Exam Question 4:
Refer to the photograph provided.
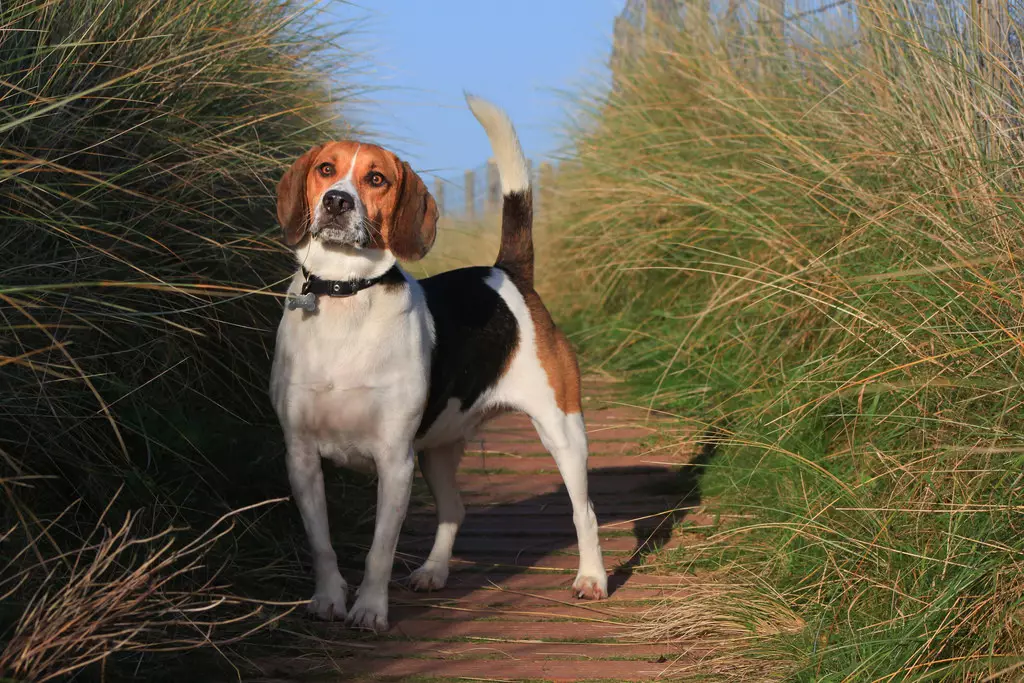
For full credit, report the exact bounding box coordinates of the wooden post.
[971,0,1010,156]
[690,0,712,47]
[723,0,743,63]
[486,158,500,214]
[433,177,445,216]
[539,161,554,216]
[464,169,475,218]
[972,0,1009,90]
[611,14,636,87]
[757,0,785,77]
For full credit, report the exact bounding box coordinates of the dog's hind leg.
[410,440,465,591]
[529,409,608,599]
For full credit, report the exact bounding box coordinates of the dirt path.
[257,378,707,682]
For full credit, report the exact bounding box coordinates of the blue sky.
[327,1,625,185]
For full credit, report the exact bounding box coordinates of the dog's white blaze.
[343,144,361,181]
[309,145,363,232]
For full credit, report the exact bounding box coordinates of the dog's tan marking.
[277,145,322,246]
[277,141,437,260]
[520,288,582,414]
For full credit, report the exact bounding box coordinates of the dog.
[269,96,607,632]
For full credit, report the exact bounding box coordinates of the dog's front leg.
[346,446,414,632]
[286,437,348,620]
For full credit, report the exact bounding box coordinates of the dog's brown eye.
[318,163,335,177]
[367,171,386,187]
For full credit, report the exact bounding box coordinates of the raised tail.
[465,94,534,287]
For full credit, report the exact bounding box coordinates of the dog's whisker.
[360,217,383,238]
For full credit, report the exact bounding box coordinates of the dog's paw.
[346,592,389,632]
[308,588,347,620]
[307,572,347,620]
[572,573,608,600]
[409,563,449,592]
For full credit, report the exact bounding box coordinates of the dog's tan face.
[276,142,438,261]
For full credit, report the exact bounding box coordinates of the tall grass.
[0,0,359,677]
[410,214,503,276]
[552,2,1024,679]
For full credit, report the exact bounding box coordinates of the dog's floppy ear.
[387,161,438,261]
[276,145,322,246]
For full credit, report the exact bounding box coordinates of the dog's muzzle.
[311,190,368,247]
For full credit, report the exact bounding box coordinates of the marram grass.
[551,1,1024,680]
[0,0,364,678]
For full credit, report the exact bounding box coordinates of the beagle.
[270,96,607,632]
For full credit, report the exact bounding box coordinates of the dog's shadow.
[329,435,717,631]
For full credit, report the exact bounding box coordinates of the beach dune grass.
[0,0,365,678]
[550,1,1024,679]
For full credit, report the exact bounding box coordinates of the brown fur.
[385,161,438,261]
[521,288,582,414]
[277,145,322,246]
[277,142,437,260]
[495,190,534,287]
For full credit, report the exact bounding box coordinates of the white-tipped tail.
[465,94,535,286]
[465,94,530,195]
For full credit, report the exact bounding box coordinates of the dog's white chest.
[270,286,430,463]
[286,343,384,436]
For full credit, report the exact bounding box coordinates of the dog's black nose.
[322,190,355,216]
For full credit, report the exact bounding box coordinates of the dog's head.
[276,142,438,261]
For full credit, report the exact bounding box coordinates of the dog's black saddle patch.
[416,267,519,439]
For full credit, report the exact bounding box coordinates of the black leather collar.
[300,265,403,299]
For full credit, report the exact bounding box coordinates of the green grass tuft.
[551,2,1024,679]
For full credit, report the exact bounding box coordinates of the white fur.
[271,270,431,629]
[465,94,530,195]
[270,98,606,632]
[295,242,395,281]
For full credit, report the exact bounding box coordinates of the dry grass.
[409,214,503,277]
[1,490,294,682]
[549,0,1024,679]
[408,204,558,280]
[624,576,804,682]
[0,0,362,677]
